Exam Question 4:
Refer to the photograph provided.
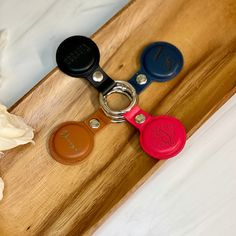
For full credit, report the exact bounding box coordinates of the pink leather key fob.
[124,105,186,159]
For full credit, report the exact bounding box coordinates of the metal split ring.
[99,80,138,123]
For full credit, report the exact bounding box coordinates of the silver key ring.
[99,80,138,123]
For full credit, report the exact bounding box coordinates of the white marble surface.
[0,1,236,235]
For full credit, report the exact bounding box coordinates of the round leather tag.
[140,115,186,159]
[48,121,94,164]
[56,35,100,77]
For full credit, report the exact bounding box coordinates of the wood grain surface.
[0,0,236,235]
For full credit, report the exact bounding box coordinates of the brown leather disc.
[48,121,94,165]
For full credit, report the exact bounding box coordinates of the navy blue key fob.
[129,42,184,94]
[56,35,115,95]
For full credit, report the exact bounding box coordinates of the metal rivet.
[89,119,100,129]
[136,74,147,85]
[93,71,104,82]
[135,114,146,124]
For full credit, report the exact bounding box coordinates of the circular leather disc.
[56,35,100,77]
[140,116,186,159]
[141,42,184,82]
[48,121,94,165]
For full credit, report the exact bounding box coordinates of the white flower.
[0,104,34,152]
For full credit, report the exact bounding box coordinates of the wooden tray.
[0,0,236,235]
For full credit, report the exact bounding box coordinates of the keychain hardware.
[49,36,186,164]
[99,80,138,123]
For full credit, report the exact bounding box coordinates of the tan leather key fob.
[48,109,110,165]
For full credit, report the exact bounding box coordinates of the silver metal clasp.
[99,80,138,123]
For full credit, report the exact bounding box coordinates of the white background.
[0,1,236,235]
